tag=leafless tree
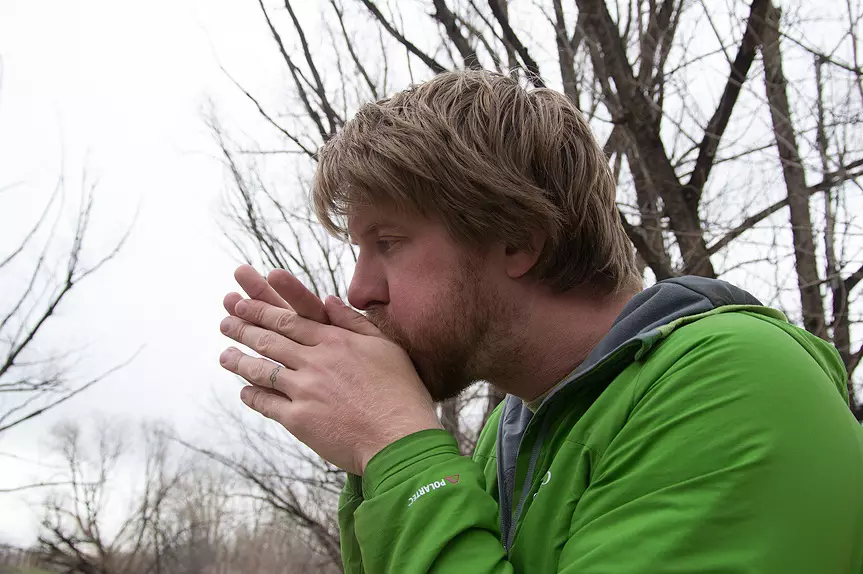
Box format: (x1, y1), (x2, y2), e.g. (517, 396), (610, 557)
(37, 420), (182, 574)
(33, 418), (335, 574)
(0, 177), (134, 437)
(173, 402), (345, 571)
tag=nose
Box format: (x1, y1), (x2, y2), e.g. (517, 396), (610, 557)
(348, 252), (389, 310)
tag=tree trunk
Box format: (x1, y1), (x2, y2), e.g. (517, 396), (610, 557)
(574, 0), (715, 277)
(761, 4), (827, 339)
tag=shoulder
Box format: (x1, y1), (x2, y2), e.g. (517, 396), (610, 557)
(644, 311), (836, 386)
(627, 310), (856, 451)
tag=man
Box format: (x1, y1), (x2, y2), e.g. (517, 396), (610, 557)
(219, 70), (863, 572)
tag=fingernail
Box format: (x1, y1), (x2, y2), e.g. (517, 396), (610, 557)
(327, 295), (344, 307)
(235, 300), (249, 316)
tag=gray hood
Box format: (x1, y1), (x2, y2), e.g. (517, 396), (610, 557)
(496, 276), (762, 550)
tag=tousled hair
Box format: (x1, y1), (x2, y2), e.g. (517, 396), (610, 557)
(312, 69), (639, 294)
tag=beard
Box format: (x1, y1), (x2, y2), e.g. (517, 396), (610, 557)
(364, 257), (514, 402)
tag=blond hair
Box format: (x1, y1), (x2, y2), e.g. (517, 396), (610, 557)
(312, 70), (639, 294)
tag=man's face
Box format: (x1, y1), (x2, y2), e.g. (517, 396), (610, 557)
(347, 208), (511, 401)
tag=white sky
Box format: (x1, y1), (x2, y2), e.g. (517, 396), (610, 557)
(0, 0), (308, 545)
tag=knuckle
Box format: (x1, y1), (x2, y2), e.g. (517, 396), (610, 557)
(257, 331), (277, 353)
(245, 387), (261, 408)
(251, 390), (269, 413)
(288, 401), (309, 424)
(249, 301), (267, 324)
(251, 360), (267, 382)
(275, 311), (296, 334)
(322, 329), (343, 347)
(235, 321), (248, 342)
(291, 373), (313, 399)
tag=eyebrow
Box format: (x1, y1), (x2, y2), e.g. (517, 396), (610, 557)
(348, 220), (405, 244)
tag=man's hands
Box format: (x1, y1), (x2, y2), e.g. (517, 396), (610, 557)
(220, 266), (441, 475)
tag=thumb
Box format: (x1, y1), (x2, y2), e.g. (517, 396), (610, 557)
(324, 296), (381, 337)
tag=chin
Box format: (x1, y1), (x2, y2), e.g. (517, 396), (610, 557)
(412, 349), (477, 402)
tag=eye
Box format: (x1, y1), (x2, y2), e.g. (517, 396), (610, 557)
(376, 238), (400, 253)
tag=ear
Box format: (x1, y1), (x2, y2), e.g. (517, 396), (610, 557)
(504, 231), (545, 279)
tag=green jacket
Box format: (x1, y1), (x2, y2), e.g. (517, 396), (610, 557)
(339, 277), (863, 573)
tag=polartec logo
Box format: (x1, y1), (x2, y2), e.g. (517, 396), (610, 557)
(407, 475), (460, 507)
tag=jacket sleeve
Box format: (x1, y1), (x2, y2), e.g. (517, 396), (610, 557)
(339, 429), (514, 573)
(557, 314), (863, 573)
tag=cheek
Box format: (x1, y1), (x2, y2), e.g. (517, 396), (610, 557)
(386, 278), (434, 325)
(384, 240), (466, 328)
(387, 269), (453, 330)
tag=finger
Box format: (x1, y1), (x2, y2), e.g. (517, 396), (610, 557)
(234, 265), (291, 310)
(240, 384), (292, 422)
(224, 292), (243, 316)
(267, 269), (329, 324)
(220, 346), (295, 397)
(232, 299), (325, 346)
(220, 316), (304, 367)
(324, 296), (382, 337)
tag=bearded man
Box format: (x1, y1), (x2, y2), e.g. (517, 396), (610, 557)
(219, 70), (863, 573)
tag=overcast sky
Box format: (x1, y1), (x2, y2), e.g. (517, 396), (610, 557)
(0, 0), (314, 544)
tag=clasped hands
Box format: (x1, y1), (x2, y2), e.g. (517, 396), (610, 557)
(219, 265), (441, 475)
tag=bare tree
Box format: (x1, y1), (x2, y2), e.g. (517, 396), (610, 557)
(151, 455), (337, 574)
(760, 4), (863, 415)
(174, 403), (344, 571)
(37, 420), (182, 574)
(0, 177), (134, 437)
(33, 418), (335, 574)
(215, 0), (863, 421)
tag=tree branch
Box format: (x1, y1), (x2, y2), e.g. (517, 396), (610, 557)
(358, 0), (448, 74)
(551, 0), (581, 105)
(454, 12), (504, 72)
(618, 209), (675, 280)
(256, 0), (330, 141)
(708, 157), (863, 256)
(575, 0), (715, 277)
(845, 261), (863, 293)
(0, 348), (140, 434)
(220, 66), (317, 158)
(0, 182), (60, 270)
(0, 480), (98, 494)
(685, 0), (769, 205)
(330, 0), (379, 99)
(432, 0), (480, 69)
(487, 0), (545, 86)
(283, 0), (343, 134)
(762, 3), (826, 338)
(810, 157), (863, 192)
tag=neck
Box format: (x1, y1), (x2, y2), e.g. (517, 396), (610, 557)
(487, 285), (637, 402)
